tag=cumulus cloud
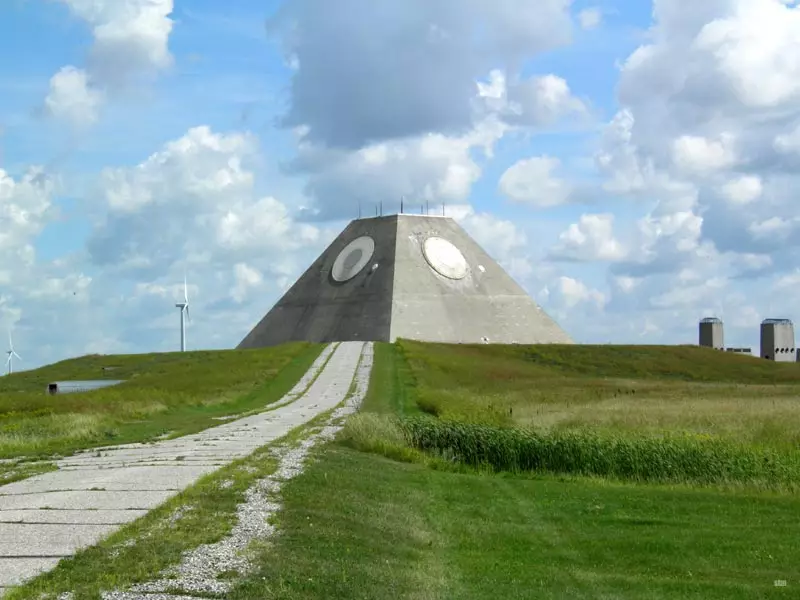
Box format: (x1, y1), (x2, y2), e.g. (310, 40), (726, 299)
(44, 0), (174, 124)
(593, 0), (800, 292)
(0, 167), (55, 268)
(267, 0), (574, 149)
(43, 66), (104, 126)
(498, 156), (572, 207)
(87, 126), (322, 282)
(541, 276), (607, 312)
(549, 214), (626, 262)
(290, 117), (508, 221)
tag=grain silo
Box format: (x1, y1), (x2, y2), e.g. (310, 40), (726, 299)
(760, 319), (796, 362)
(698, 317), (724, 350)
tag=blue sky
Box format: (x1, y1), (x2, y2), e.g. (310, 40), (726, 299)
(2, 0), (800, 369)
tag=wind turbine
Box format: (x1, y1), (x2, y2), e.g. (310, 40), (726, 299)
(6, 331), (20, 375)
(175, 274), (190, 352)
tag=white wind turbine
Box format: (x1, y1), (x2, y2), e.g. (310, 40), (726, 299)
(6, 330), (21, 375)
(175, 274), (191, 352)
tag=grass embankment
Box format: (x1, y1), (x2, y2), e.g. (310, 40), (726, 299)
(225, 341), (800, 598)
(0, 343), (323, 460)
(345, 342), (800, 488)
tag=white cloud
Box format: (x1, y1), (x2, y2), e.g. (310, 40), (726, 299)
(43, 66), (104, 126)
(0, 167), (54, 266)
(720, 175), (762, 205)
(672, 133), (737, 173)
(774, 124), (800, 155)
(578, 7), (602, 30)
(232, 263), (263, 304)
(88, 126), (321, 276)
(555, 276), (607, 309)
(45, 0), (174, 124)
(498, 156), (572, 207)
(292, 116), (508, 220)
(268, 0), (574, 148)
(550, 214), (627, 262)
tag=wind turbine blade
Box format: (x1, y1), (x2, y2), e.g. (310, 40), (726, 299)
(185, 304), (191, 323)
(7, 330), (12, 351)
(12, 351), (20, 360)
(183, 273), (189, 303)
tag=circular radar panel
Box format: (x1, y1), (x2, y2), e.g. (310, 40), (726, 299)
(331, 236), (376, 282)
(423, 237), (468, 280)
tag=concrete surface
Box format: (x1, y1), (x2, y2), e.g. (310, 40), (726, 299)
(0, 341), (367, 594)
(238, 214), (573, 348)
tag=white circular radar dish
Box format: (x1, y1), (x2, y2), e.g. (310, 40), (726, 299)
(423, 237), (468, 280)
(331, 236), (376, 282)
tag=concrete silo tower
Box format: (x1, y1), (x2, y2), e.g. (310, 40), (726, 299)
(698, 317), (724, 350)
(760, 319), (796, 362)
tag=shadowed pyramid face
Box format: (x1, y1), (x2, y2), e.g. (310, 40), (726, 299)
(331, 236), (375, 283)
(238, 215), (573, 348)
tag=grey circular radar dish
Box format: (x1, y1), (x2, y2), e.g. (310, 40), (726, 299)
(423, 237), (468, 280)
(331, 236), (376, 282)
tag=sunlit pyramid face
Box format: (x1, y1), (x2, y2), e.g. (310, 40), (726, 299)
(422, 236), (468, 280)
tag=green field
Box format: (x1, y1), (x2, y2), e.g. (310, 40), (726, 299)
(0, 342), (323, 460)
(230, 341), (800, 598)
(5, 340), (800, 599)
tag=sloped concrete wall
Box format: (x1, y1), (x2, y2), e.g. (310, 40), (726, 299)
(237, 218), (397, 348)
(237, 214), (573, 348)
(389, 215), (573, 344)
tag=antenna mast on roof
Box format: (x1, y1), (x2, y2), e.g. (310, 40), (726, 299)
(400, 195), (404, 214)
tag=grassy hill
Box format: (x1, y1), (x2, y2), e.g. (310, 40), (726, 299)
(0, 343), (323, 460)
(7, 341), (800, 599)
(377, 341), (800, 448)
(221, 341), (800, 598)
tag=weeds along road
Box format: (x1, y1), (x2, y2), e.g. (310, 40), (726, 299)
(0, 341), (370, 595)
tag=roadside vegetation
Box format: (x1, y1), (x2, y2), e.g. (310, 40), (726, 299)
(0, 343), (323, 460)
(344, 341), (800, 488)
(7, 341), (800, 598)
(234, 341), (800, 598)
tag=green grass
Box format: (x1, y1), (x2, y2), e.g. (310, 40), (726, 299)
(397, 341), (800, 447)
(228, 446), (800, 599)
(11, 340), (800, 599)
(236, 340), (800, 598)
(343, 341), (800, 487)
(0, 343), (323, 460)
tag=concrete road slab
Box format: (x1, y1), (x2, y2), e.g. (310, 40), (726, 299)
(0, 509), (148, 524)
(0, 490), (175, 511)
(0, 523), (118, 556)
(0, 342), (369, 595)
(0, 466), (216, 495)
(0, 557), (63, 587)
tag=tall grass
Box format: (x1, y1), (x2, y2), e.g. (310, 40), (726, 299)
(397, 416), (800, 488)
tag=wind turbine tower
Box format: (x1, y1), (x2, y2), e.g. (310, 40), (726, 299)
(175, 275), (190, 352)
(6, 331), (21, 375)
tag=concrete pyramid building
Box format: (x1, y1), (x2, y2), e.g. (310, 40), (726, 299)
(237, 214), (573, 348)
